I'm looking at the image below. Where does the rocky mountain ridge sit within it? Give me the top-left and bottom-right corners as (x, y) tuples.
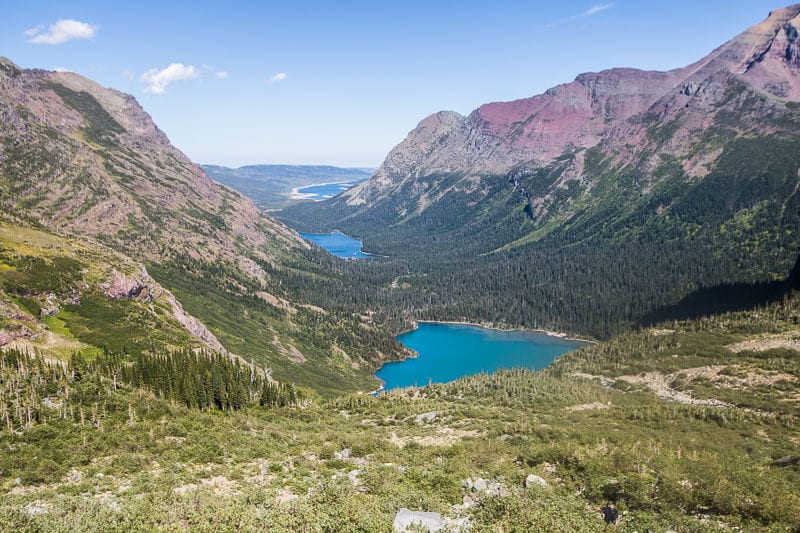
(342, 5), (800, 208)
(0, 57), (305, 280)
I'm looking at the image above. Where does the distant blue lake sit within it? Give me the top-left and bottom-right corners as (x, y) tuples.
(300, 231), (373, 259)
(293, 180), (363, 201)
(376, 322), (586, 391)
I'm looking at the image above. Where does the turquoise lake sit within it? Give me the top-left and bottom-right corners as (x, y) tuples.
(376, 322), (586, 391)
(299, 231), (372, 259)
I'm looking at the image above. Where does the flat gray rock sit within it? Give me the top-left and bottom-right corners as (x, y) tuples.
(393, 508), (444, 532)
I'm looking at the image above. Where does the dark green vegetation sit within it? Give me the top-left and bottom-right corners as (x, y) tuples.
(58, 292), (194, 354)
(0, 219), (410, 397)
(279, 86), (800, 340)
(2, 291), (798, 530)
(147, 254), (409, 397)
(202, 164), (371, 209)
(45, 83), (125, 147)
(1, 347), (300, 434)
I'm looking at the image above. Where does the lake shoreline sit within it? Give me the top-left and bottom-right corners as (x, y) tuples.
(299, 230), (381, 259)
(300, 229), (388, 259)
(367, 319), (595, 394)
(404, 319), (598, 345)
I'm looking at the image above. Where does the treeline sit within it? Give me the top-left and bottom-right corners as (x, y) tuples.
(80, 350), (300, 410)
(0, 347), (301, 433)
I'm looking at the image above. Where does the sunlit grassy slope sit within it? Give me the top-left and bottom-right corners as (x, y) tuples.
(2, 289), (798, 531)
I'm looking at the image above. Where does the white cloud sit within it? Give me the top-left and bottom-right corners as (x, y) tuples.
(582, 3), (614, 17)
(141, 63), (199, 95)
(26, 19), (98, 45)
(53, 67), (71, 73)
(542, 3), (615, 28)
(269, 72), (288, 83)
(24, 25), (43, 37)
(215, 70), (229, 79)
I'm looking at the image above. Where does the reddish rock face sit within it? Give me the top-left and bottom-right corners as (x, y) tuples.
(344, 5), (800, 207)
(472, 68), (684, 161)
(102, 268), (162, 302)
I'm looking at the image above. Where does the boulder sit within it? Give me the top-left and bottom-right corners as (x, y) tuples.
(774, 455), (799, 467)
(525, 474), (548, 488)
(472, 478), (488, 493)
(452, 494), (475, 510)
(348, 469), (360, 486)
(393, 508), (444, 532)
(463, 476), (507, 497)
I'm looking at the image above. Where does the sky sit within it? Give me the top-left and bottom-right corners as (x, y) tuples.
(0, 1), (788, 167)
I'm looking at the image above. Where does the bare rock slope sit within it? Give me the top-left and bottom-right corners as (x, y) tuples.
(0, 57), (305, 279)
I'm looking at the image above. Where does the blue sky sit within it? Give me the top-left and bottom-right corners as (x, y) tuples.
(0, 1), (785, 167)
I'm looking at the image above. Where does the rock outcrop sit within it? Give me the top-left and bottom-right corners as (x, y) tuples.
(102, 268), (162, 302)
(99, 265), (237, 357)
(524, 474), (548, 488)
(392, 508), (469, 532)
(393, 509), (444, 532)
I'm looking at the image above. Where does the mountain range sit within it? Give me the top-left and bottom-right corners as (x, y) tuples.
(343, 5), (800, 207)
(280, 5), (800, 337)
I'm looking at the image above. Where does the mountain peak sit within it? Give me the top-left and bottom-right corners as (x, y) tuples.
(680, 5), (800, 99)
(50, 69), (172, 144)
(342, 110), (467, 205)
(0, 60), (305, 278)
(765, 4), (800, 24)
(738, 5), (800, 96)
(422, 109), (464, 126)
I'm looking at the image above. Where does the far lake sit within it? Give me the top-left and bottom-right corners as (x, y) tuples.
(376, 322), (586, 391)
(292, 180), (364, 201)
(299, 231), (373, 259)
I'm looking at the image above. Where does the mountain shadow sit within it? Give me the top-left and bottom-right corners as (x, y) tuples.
(640, 253), (800, 325)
